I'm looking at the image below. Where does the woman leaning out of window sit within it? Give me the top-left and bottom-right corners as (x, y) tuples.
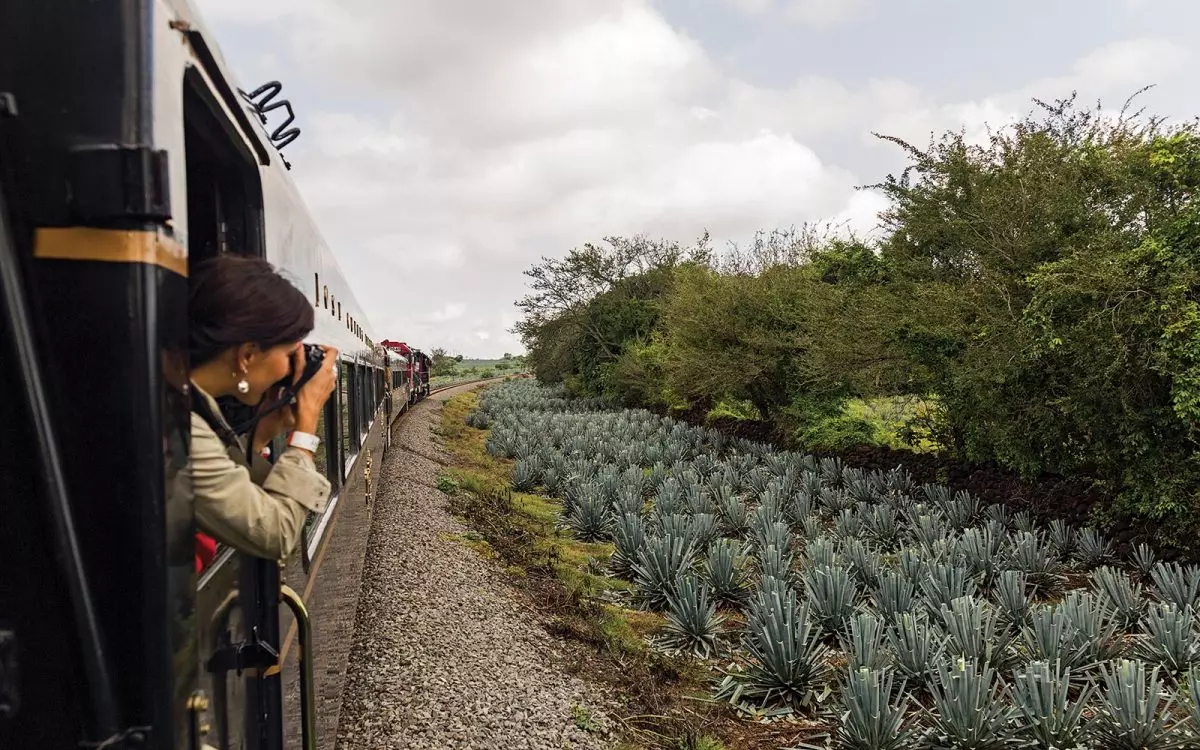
(187, 254), (338, 561)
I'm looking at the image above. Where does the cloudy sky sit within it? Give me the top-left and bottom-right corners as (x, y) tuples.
(197, 0), (1199, 357)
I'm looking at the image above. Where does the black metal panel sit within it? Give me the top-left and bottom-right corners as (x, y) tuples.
(27, 259), (191, 749)
(0, 0), (154, 235)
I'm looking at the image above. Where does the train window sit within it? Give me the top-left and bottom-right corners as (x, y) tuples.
(339, 362), (352, 473)
(324, 285), (329, 309)
(351, 365), (364, 447)
(323, 394), (340, 489)
(337, 301), (342, 320)
(330, 295), (336, 317)
(314, 273), (320, 306)
(311, 408), (328, 478)
(183, 68), (264, 263)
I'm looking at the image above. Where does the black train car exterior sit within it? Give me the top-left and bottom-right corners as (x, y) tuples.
(0, 1), (392, 748)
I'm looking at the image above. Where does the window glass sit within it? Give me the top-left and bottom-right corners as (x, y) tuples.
(311, 408), (328, 477)
(340, 362), (351, 464)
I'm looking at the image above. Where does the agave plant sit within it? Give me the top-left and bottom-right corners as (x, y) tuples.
(660, 574), (725, 658)
(944, 492), (980, 531)
(863, 504), (902, 550)
(785, 491), (815, 528)
(1022, 603), (1093, 672)
(819, 456), (844, 487)
(1090, 659), (1189, 750)
(716, 586), (831, 711)
(798, 515), (824, 542)
(656, 512), (694, 542)
(1006, 530), (1065, 593)
(834, 508), (865, 540)
(921, 563), (978, 617)
(1137, 602), (1200, 676)
(1075, 527), (1114, 569)
(757, 543), (794, 582)
(910, 514), (948, 553)
(872, 570), (916, 623)
(1092, 565), (1145, 629)
(512, 457), (540, 491)
(632, 535), (696, 610)
(654, 478), (685, 518)
(705, 538), (749, 604)
(925, 660), (1022, 749)
(610, 512), (646, 578)
(820, 486), (855, 514)
(897, 547), (928, 586)
(803, 536), (841, 569)
(993, 570), (1034, 627)
(846, 546), (884, 593)
(1013, 510), (1038, 534)
(841, 611), (890, 672)
(887, 613), (945, 687)
(1059, 590), (1126, 664)
(937, 596), (1019, 672)
(1047, 519), (1077, 561)
(1011, 660), (1095, 749)
(751, 519), (791, 555)
(837, 667), (913, 750)
(957, 526), (1004, 587)
(566, 484), (611, 542)
(1152, 562), (1200, 611)
(1132, 542), (1158, 580)
(984, 503), (1014, 529)
(717, 493), (751, 538)
(803, 565), (858, 635)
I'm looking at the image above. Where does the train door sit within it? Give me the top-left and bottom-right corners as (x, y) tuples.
(181, 62), (286, 750)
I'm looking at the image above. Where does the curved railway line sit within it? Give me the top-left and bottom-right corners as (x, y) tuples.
(276, 377), (517, 749)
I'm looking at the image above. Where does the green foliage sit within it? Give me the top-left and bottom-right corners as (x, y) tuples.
(515, 90), (1200, 543)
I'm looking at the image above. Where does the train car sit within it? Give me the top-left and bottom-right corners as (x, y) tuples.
(412, 350), (432, 401)
(380, 339), (414, 407)
(0, 1), (391, 748)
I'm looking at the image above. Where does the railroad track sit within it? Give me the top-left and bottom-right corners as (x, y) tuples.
(276, 376), (510, 748)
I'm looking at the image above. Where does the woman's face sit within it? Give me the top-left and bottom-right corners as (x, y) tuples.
(238, 340), (302, 404)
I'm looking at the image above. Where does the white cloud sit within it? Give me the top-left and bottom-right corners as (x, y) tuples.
(197, 0), (1197, 356)
(785, 0), (873, 27)
(719, 0), (774, 13)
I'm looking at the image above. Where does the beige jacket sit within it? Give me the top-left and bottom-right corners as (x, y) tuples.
(189, 384), (331, 561)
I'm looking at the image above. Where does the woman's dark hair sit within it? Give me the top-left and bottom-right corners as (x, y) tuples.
(189, 254), (315, 365)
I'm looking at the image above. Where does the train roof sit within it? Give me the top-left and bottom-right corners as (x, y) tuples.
(164, 0), (379, 354)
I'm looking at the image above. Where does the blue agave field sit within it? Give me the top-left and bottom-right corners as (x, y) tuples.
(468, 379), (1200, 749)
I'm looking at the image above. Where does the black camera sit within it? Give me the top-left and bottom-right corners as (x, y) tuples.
(283, 343), (327, 401)
(219, 343), (328, 435)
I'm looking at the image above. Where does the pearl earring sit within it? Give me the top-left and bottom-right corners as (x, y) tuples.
(235, 370), (250, 394)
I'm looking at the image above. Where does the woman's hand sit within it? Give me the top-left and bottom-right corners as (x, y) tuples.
(294, 345), (339, 435)
(252, 384), (297, 451)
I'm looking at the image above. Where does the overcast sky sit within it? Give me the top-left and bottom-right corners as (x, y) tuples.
(197, 0), (1199, 358)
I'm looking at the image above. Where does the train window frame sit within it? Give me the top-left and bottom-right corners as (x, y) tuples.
(349, 364), (364, 451)
(339, 361), (353, 478)
(182, 67), (265, 263)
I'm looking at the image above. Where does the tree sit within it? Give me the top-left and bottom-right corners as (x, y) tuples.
(514, 233), (711, 389)
(429, 347), (459, 376)
(869, 91), (1200, 525)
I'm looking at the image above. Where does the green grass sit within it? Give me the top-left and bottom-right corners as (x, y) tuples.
(435, 391), (739, 749)
(429, 358), (529, 388)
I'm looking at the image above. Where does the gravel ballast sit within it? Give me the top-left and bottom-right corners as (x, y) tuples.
(336, 385), (613, 750)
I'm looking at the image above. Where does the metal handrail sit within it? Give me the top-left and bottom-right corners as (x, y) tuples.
(279, 585), (316, 750)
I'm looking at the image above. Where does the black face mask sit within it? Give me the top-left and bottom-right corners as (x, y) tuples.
(216, 343), (327, 462)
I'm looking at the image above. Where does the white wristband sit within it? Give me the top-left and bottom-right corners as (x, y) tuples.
(288, 431), (320, 453)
